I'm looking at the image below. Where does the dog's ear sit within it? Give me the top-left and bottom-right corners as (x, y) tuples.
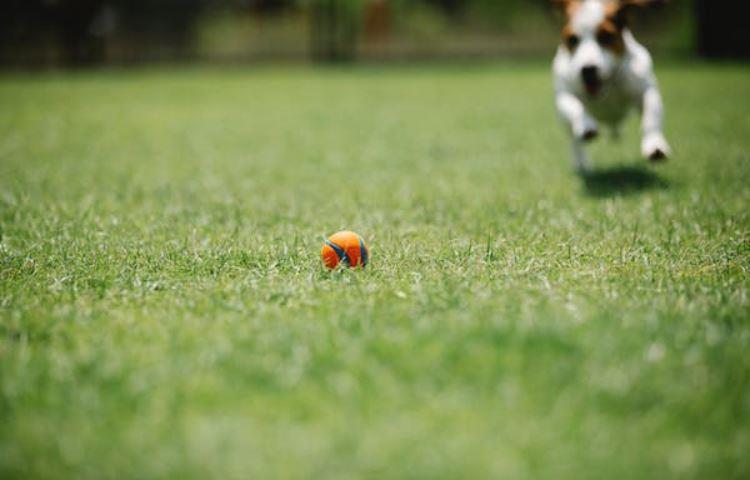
(550, 0), (576, 10)
(550, 0), (580, 19)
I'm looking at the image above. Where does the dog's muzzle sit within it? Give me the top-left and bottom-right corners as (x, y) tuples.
(581, 65), (602, 96)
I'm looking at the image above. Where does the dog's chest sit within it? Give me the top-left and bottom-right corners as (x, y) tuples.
(582, 84), (635, 125)
(581, 70), (639, 126)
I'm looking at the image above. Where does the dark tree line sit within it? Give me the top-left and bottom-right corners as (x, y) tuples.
(695, 0), (749, 58)
(0, 0), (208, 66)
(0, 0), (746, 68)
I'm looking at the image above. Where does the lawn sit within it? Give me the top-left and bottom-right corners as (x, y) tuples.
(1, 62), (749, 479)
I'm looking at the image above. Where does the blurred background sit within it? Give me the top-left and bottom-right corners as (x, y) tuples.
(0, 0), (746, 69)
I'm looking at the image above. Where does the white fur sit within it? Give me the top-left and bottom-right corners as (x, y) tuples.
(553, 0), (671, 172)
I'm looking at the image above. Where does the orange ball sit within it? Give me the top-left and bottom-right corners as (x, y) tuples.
(321, 231), (369, 269)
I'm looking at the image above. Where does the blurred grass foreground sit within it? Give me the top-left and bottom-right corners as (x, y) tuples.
(0, 0), (736, 68)
(1, 61), (749, 480)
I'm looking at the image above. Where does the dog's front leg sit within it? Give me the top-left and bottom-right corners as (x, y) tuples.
(640, 85), (671, 161)
(556, 91), (598, 172)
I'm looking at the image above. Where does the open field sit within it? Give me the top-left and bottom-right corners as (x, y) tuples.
(1, 63), (749, 479)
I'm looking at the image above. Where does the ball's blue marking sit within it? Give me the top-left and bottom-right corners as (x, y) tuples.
(325, 240), (351, 266)
(358, 237), (369, 267)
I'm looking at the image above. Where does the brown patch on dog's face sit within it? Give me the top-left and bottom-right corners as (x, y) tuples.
(560, 1), (582, 52)
(562, 24), (580, 52)
(597, 5), (626, 55)
(562, 0), (582, 18)
(557, 0), (625, 55)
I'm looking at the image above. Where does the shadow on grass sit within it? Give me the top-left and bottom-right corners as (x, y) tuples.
(581, 165), (668, 198)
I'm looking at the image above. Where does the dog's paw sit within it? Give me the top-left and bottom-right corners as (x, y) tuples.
(581, 127), (599, 142)
(574, 117), (599, 143)
(642, 133), (671, 162)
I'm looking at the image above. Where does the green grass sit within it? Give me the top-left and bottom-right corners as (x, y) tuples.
(1, 62), (749, 479)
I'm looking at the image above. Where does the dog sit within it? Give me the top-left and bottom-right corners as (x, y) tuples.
(552, 0), (671, 172)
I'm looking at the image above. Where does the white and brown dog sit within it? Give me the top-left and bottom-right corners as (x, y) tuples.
(552, 0), (671, 172)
